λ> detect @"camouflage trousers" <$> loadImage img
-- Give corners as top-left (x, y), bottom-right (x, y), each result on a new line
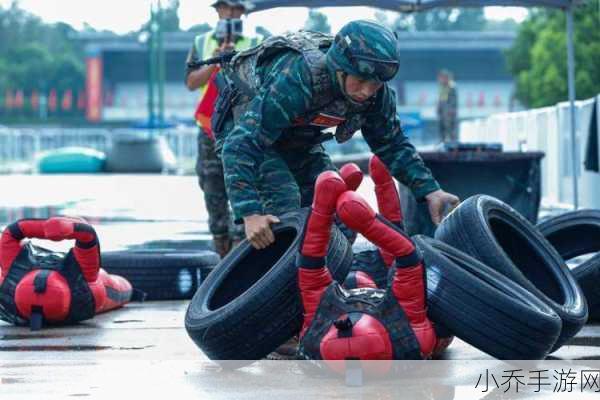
top-left (195, 130), bottom-right (245, 241)
top-left (439, 117), bottom-right (458, 142)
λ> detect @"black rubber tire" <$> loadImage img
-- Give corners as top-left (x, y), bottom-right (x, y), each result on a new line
top-left (414, 236), bottom-right (562, 360)
top-left (434, 195), bottom-right (588, 350)
top-left (105, 135), bottom-right (176, 173)
top-left (537, 210), bottom-right (600, 321)
top-left (185, 208), bottom-right (353, 363)
top-left (101, 250), bottom-right (219, 300)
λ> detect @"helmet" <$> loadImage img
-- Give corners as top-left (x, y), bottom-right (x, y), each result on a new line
top-left (210, 0), bottom-right (253, 11)
top-left (326, 20), bottom-right (399, 82)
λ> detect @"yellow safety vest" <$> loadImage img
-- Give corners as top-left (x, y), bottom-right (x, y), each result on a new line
top-left (194, 30), bottom-right (261, 97)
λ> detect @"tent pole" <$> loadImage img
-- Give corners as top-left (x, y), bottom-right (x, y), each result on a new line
top-left (566, 4), bottom-right (578, 209)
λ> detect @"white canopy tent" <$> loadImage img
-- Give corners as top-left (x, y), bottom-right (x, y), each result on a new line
top-left (248, 0), bottom-right (585, 207)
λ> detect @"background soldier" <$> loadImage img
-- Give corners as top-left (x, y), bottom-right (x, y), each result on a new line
top-left (184, 0), bottom-right (261, 257)
top-left (214, 20), bottom-right (459, 250)
top-left (436, 69), bottom-right (458, 143)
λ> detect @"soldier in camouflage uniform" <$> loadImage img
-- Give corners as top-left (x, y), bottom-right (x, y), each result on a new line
top-left (437, 69), bottom-right (458, 143)
top-left (213, 20), bottom-right (459, 249)
top-left (185, 0), bottom-right (261, 257)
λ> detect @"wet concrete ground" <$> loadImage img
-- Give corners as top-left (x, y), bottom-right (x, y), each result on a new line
top-left (1, 174), bottom-right (600, 399)
top-left (1, 302), bottom-right (599, 399)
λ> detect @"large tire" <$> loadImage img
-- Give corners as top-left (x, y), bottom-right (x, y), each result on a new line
top-left (105, 135), bottom-right (176, 173)
top-left (101, 250), bottom-right (219, 300)
top-left (414, 236), bottom-right (561, 360)
top-left (185, 208), bottom-right (353, 363)
top-left (434, 195), bottom-right (588, 350)
top-left (537, 210), bottom-right (600, 321)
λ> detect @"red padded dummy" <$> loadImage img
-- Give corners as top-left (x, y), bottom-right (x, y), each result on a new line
top-left (336, 191), bottom-right (436, 357)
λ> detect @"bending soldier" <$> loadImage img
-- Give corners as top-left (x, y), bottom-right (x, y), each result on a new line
top-left (213, 20), bottom-right (459, 250)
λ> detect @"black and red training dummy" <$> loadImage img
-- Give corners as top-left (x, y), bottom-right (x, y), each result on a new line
top-left (297, 161), bottom-right (449, 363)
top-left (0, 217), bottom-right (135, 330)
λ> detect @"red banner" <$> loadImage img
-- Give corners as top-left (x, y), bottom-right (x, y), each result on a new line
top-left (86, 57), bottom-right (103, 122)
top-left (61, 89), bottom-right (73, 111)
top-left (48, 89), bottom-right (57, 112)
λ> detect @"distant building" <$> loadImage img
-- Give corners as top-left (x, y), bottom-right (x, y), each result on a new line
top-left (78, 30), bottom-right (516, 130)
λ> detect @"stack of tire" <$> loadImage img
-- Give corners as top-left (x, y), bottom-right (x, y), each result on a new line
top-left (185, 208), bottom-right (353, 363)
top-left (431, 195), bottom-right (590, 359)
top-left (184, 197), bottom-right (594, 364)
top-left (100, 250), bottom-right (220, 300)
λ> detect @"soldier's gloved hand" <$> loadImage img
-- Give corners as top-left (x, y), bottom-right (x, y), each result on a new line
top-left (243, 214), bottom-right (281, 250)
top-left (425, 189), bottom-right (460, 225)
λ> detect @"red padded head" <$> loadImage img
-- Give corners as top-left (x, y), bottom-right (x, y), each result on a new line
top-left (320, 313), bottom-right (392, 361)
top-left (15, 270), bottom-right (71, 322)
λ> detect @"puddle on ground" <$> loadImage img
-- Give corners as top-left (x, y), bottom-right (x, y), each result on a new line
top-left (1, 377), bottom-right (24, 384)
top-left (112, 320), bottom-right (145, 324)
top-left (0, 344), bottom-right (154, 351)
top-left (1, 333), bottom-right (70, 340)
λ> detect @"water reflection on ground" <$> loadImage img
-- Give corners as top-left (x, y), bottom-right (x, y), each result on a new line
top-left (0, 174), bottom-right (213, 252)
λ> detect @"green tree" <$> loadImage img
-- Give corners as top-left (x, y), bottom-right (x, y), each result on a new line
top-left (139, 0), bottom-right (181, 33)
top-left (187, 23), bottom-right (212, 34)
top-left (304, 10), bottom-right (331, 34)
top-left (506, 3), bottom-right (600, 108)
top-left (0, 1), bottom-right (85, 114)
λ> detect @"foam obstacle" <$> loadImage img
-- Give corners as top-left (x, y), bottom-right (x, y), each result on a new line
top-left (0, 217), bottom-right (138, 330)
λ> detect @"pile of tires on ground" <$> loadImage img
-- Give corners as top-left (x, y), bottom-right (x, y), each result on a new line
top-left (100, 249), bottom-right (220, 300)
top-left (184, 196), bottom-right (599, 364)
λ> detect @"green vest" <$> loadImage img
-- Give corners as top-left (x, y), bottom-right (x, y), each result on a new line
top-left (194, 30), bottom-right (261, 97)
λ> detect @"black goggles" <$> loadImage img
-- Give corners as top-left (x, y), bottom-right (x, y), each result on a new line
top-left (335, 35), bottom-right (399, 82)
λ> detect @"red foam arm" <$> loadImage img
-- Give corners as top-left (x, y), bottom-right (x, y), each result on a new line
top-left (44, 217), bottom-right (95, 243)
top-left (336, 191), bottom-right (414, 257)
top-left (300, 171), bottom-right (347, 258)
top-left (391, 263), bottom-right (436, 357)
top-left (369, 155), bottom-right (403, 224)
top-left (298, 267), bottom-right (332, 337)
top-left (0, 227), bottom-right (24, 281)
top-left (339, 163), bottom-right (363, 191)
top-left (73, 244), bottom-right (100, 283)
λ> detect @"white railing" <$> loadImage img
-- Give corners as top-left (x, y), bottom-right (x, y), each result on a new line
top-left (460, 95), bottom-right (600, 208)
top-left (0, 125), bottom-right (199, 173)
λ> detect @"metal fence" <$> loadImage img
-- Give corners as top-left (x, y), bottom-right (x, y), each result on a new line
top-left (0, 125), bottom-right (199, 173)
top-left (460, 94), bottom-right (600, 209)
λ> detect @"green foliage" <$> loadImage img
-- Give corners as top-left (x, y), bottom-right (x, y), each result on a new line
top-left (140, 0), bottom-right (181, 33)
top-left (506, 3), bottom-right (600, 108)
top-left (187, 23), bottom-right (212, 34)
top-left (0, 2), bottom-right (85, 93)
top-left (304, 10), bottom-right (331, 34)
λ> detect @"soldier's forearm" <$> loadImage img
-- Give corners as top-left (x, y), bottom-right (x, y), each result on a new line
top-left (185, 65), bottom-right (218, 91)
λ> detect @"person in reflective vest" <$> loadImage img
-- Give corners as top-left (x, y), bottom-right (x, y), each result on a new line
top-left (185, 0), bottom-right (262, 258)
top-left (297, 168), bottom-right (450, 363)
top-left (0, 217), bottom-right (136, 330)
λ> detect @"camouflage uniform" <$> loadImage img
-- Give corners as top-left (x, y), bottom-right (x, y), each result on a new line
top-left (185, 31), bottom-right (260, 245)
top-left (214, 24), bottom-right (440, 223)
top-left (437, 81), bottom-right (458, 142)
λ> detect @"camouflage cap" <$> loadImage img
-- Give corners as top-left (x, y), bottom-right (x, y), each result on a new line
top-left (326, 20), bottom-right (399, 82)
